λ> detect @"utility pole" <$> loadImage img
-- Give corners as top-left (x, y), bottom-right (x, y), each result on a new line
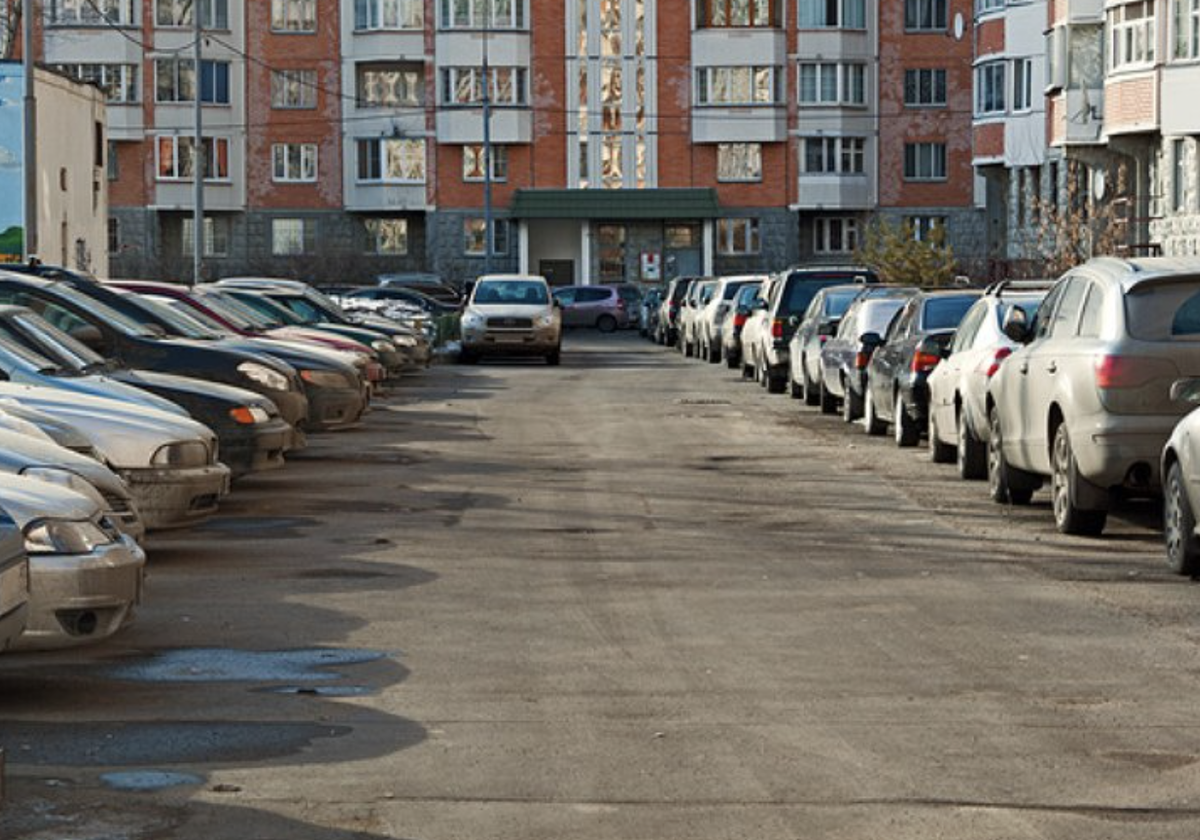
top-left (191, 0), bottom-right (204, 285)
top-left (22, 0), bottom-right (37, 261)
top-left (481, 8), bottom-right (492, 276)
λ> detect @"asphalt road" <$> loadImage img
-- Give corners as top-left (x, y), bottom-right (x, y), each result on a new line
top-left (3, 331), bottom-right (1200, 839)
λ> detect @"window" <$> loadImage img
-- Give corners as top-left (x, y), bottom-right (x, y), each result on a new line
top-left (797, 0), bottom-right (865, 27)
top-left (51, 64), bottom-right (138, 103)
top-left (717, 143), bottom-right (762, 181)
top-left (798, 63), bottom-right (866, 105)
top-left (814, 217), bottom-right (859, 254)
top-left (182, 216), bottom-right (230, 257)
top-left (976, 0), bottom-right (1004, 13)
top-left (903, 142), bottom-right (947, 180)
top-left (272, 219), bottom-right (317, 255)
top-left (695, 66), bottom-right (779, 105)
top-left (904, 68), bottom-right (946, 106)
top-left (355, 0), bottom-right (423, 28)
top-left (107, 218), bottom-right (120, 253)
top-left (1109, 1), bottom-right (1156, 69)
top-left (905, 0), bottom-right (947, 30)
top-left (906, 215), bottom-right (948, 241)
top-left (155, 59), bottom-right (230, 104)
top-left (357, 64), bottom-right (423, 108)
top-left (716, 218), bottom-right (761, 255)
top-left (439, 0), bottom-right (525, 28)
top-left (156, 135), bottom-right (230, 180)
top-left (272, 143), bottom-right (318, 182)
top-left (271, 70), bottom-right (318, 108)
top-left (463, 218), bottom-right (510, 255)
top-left (975, 61), bottom-right (1006, 115)
top-left (1078, 284), bottom-right (1104, 337)
top-left (802, 137), bottom-right (865, 174)
top-left (1174, 0), bottom-right (1200, 59)
top-left (598, 224), bottom-right (625, 279)
top-left (1174, 138), bottom-right (1188, 212)
top-left (463, 145), bottom-right (508, 181)
top-left (155, 0), bottom-right (228, 28)
top-left (1012, 58), bottom-right (1033, 112)
top-left (107, 141), bottom-right (120, 180)
top-left (364, 219), bottom-right (409, 254)
top-left (48, 0), bottom-right (136, 25)
top-left (441, 67), bottom-right (528, 106)
top-left (272, 0), bottom-right (316, 32)
top-left (695, 0), bottom-right (780, 26)
top-left (356, 138), bottom-right (426, 182)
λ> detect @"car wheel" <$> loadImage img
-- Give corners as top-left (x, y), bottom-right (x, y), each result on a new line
top-left (956, 409), bottom-right (987, 480)
top-left (894, 391), bottom-right (919, 447)
top-left (987, 406), bottom-right (1033, 505)
top-left (804, 362), bottom-right (821, 407)
top-left (842, 379), bottom-right (862, 423)
top-left (709, 342), bottom-right (721, 364)
top-left (1165, 460), bottom-right (1200, 575)
top-left (597, 314), bottom-right (618, 333)
top-left (789, 376), bottom-right (803, 399)
top-left (1051, 423), bottom-right (1108, 536)
top-left (458, 349), bottom-right (478, 365)
top-left (863, 388), bottom-right (886, 436)
top-left (929, 411), bottom-right (955, 463)
top-left (545, 347), bottom-right (561, 366)
top-left (819, 377), bottom-right (837, 415)
top-left (726, 349), bottom-right (739, 370)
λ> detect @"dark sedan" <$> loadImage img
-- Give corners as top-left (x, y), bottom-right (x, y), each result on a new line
top-left (862, 290), bottom-right (981, 446)
top-left (818, 290), bottom-right (917, 418)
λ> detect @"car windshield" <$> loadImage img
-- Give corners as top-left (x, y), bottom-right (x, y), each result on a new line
top-left (193, 292), bottom-right (265, 330)
top-left (824, 288), bottom-right (862, 317)
top-left (12, 311), bottom-right (108, 371)
top-left (0, 328), bottom-right (65, 375)
top-left (921, 296), bottom-right (978, 331)
top-left (995, 298), bottom-right (1043, 328)
top-left (722, 281), bottom-right (752, 301)
top-left (861, 300), bottom-right (908, 335)
top-left (136, 295), bottom-right (227, 339)
top-left (51, 283), bottom-right (161, 339)
top-left (735, 284), bottom-right (761, 306)
top-left (472, 281), bottom-right (549, 305)
top-left (1129, 280), bottom-right (1200, 340)
top-left (781, 278), bottom-right (860, 317)
top-left (229, 292), bottom-right (307, 326)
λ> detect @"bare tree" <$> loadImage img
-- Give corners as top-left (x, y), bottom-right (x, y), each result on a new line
top-left (1026, 159), bottom-right (1126, 277)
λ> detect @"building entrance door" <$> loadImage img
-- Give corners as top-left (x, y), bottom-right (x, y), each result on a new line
top-left (539, 259), bottom-right (574, 287)
top-left (666, 249), bottom-right (701, 278)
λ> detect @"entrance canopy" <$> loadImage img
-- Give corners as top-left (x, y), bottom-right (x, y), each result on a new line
top-left (511, 188), bottom-right (721, 220)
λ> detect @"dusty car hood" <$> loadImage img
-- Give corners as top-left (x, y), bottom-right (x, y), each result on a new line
top-left (116, 369), bottom-right (277, 411)
top-left (0, 472), bottom-right (99, 526)
top-left (0, 384), bottom-right (217, 470)
top-left (0, 427), bottom-right (127, 499)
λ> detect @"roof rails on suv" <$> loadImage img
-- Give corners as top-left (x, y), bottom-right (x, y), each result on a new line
top-left (982, 278), bottom-right (1056, 296)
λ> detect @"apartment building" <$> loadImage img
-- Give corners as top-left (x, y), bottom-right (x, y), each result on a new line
top-left (36, 0), bottom-right (986, 284)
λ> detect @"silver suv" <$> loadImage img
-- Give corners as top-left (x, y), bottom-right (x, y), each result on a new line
top-left (459, 275), bottom-right (563, 365)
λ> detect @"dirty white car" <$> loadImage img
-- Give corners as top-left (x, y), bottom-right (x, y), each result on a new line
top-left (458, 275), bottom-right (562, 365)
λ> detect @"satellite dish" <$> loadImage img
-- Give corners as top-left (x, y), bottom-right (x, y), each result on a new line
top-left (953, 13), bottom-right (964, 40)
top-left (1093, 170), bottom-right (1107, 200)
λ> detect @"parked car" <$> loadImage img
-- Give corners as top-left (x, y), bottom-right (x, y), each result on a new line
top-left (926, 281), bottom-right (1051, 479)
top-left (722, 282), bottom-right (765, 370)
top-left (459, 274), bottom-right (562, 364)
top-left (0, 472), bottom-right (145, 650)
top-left (0, 307), bottom-right (294, 479)
top-left (817, 290), bottom-right (916, 415)
top-left (987, 257), bottom-right (1200, 536)
top-left (338, 285), bottom-right (461, 318)
top-left (1161, 382), bottom-right (1200, 574)
top-left (862, 289), bottom-right (981, 444)
top-left (0, 501), bottom-right (28, 652)
top-left (615, 285), bottom-right (643, 329)
top-left (0, 270), bottom-right (310, 431)
top-left (552, 285), bottom-right (631, 332)
top-left (376, 273), bottom-right (462, 305)
top-left (747, 266), bottom-right (879, 393)
top-left (656, 276), bottom-right (699, 346)
top-left (696, 275), bottom-right (766, 364)
top-left (640, 288), bottom-right (663, 339)
top-left (678, 279), bottom-right (717, 357)
top-left (788, 283), bottom-right (878, 405)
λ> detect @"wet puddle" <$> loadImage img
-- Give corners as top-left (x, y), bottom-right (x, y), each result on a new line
top-left (105, 648), bottom-right (387, 683)
top-left (100, 770), bottom-right (205, 791)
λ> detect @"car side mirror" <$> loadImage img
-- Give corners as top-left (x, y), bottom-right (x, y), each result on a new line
top-left (859, 331), bottom-right (884, 349)
top-left (553, 299), bottom-right (563, 309)
top-left (1001, 307), bottom-right (1032, 343)
top-left (1171, 378), bottom-right (1200, 404)
top-left (69, 324), bottom-right (104, 350)
top-left (788, 315), bottom-right (801, 328)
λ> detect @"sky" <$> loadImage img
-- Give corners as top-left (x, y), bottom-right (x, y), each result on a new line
top-left (0, 65), bottom-right (23, 233)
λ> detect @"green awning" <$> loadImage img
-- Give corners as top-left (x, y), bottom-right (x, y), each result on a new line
top-left (510, 188), bottom-right (720, 220)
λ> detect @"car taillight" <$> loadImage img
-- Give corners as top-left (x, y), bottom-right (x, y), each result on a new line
top-left (912, 349), bottom-right (942, 373)
top-left (771, 318), bottom-right (784, 339)
top-left (1094, 354), bottom-right (1176, 389)
top-left (819, 335), bottom-right (829, 344)
top-left (976, 347), bottom-right (1012, 378)
top-left (733, 313), bottom-right (747, 328)
top-left (854, 350), bottom-right (871, 369)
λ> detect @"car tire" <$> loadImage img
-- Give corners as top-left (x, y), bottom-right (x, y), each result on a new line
top-left (842, 380), bottom-right (862, 422)
top-left (929, 411), bottom-right (955, 463)
top-left (597, 314), bottom-right (617, 333)
top-left (804, 363), bottom-right (821, 407)
top-left (726, 351), bottom-right (739, 370)
top-left (894, 391), bottom-right (919, 447)
top-left (1051, 423), bottom-right (1108, 536)
top-left (819, 377), bottom-right (837, 415)
top-left (863, 388), bottom-right (886, 436)
top-left (956, 409), bottom-right (987, 480)
top-left (458, 349), bottom-right (478, 365)
top-left (987, 406), bottom-right (1034, 505)
top-left (789, 377), bottom-right (803, 399)
top-left (709, 343), bottom-right (721, 364)
top-left (741, 361), bottom-right (754, 380)
top-left (1165, 460), bottom-right (1200, 575)
top-left (545, 348), bottom-right (561, 366)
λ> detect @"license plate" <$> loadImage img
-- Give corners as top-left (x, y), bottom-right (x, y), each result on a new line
top-left (0, 560), bottom-right (28, 615)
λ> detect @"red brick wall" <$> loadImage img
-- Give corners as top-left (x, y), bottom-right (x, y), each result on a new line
top-left (1105, 75), bottom-right (1159, 133)
top-left (1047, 92), bottom-right (1064, 146)
top-left (976, 17), bottom-right (1005, 57)
top-left (245, 0), bottom-right (342, 209)
top-left (660, 0), bottom-right (693, 187)
top-left (973, 122), bottom-right (1005, 159)
top-left (877, 0), bottom-right (975, 209)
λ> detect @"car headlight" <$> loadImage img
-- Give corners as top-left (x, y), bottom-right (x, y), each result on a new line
top-left (229, 406), bottom-right (272, 425)
top-left (300, 369), bottom-right (352, 389)
top-left (237, 361), bottom-right (291, 392)
top-left (21, 467), bottom-right (107, 509)
top-left (391, 335), bottom-right (417, 348)
top-left (24, 518), bottom-right (113, 555)
top-left (462, 310), bottom-right (484, 329)
top-left (151, 440), bottom-right (210, 468)
top-left (536, 313), bottom-right (556, 328)
top-left (371, 339), bottom-right (396, 353)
